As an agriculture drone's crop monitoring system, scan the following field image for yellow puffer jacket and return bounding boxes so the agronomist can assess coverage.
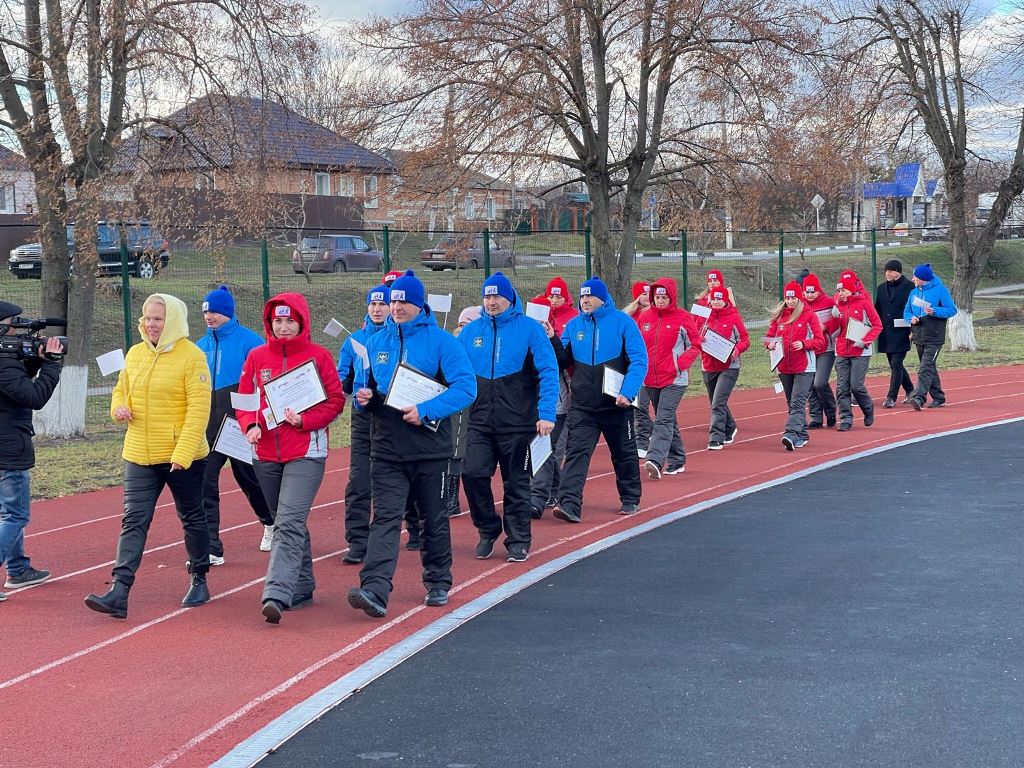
[111,294,211,468]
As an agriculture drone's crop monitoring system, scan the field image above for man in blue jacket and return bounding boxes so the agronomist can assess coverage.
[904,263,958,410]
[349,270,477,618]
[549,277,648,522]
[458,272,559,563]
[337,284,391,565]
[196,286,273,562]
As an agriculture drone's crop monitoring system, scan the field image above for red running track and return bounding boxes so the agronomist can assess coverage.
[1,366,1022,768]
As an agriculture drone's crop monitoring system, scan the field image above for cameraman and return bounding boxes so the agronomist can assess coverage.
[0,301,62,602]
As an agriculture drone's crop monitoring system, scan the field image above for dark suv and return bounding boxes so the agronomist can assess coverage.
[7,221,170,279]
[292,234,384,273]
[419,233,514,270]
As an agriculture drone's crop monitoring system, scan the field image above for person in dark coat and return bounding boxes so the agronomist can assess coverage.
[874,259,915,408]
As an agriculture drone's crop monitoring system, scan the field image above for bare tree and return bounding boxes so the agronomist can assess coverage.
[0,0,316,435]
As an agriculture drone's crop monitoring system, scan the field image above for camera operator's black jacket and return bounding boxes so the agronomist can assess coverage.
[0,356,61,470]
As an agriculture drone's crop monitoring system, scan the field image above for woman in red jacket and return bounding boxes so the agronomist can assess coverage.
[698,287,750,450]
[765,281,826,450]
[832,270,882,431]
[636,277,701,478]
[695,268,736,307]
[236,293,345,624]
[801,273,841,428]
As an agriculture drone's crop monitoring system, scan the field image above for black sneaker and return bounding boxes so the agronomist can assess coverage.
[405,535,423,551]
[286,592,314,611]
[795,438,808,448]
[927,400,946,409]
[864,411,875,427]
[0,591,6,602]
[902,396,914,405]
[807,421,823,429]
[5,567,50,590]
[619,503,640,515]
[724,427,738,444]
[708,440,724,450]
[425,588,449,607]
[507,545,529,562]
[911,397,924,411]
[882,398,896,409]
[545,497,558,508]
[342,551,364,565]
[530,505,544,519]
[553,507,581,523]
[475,538,496,559]
[782,436,795,451]
[837,423,852,432]
[348,587,387,618]
[664,464,685,475]
[262,599,284,624]
[826,414,837,428]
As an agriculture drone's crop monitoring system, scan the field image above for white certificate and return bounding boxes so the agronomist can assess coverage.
[702,328,735,364]
[230,390,260,411]
[385,363,448,411]
[815,309,833,324]
[894,318,911,328]
[526,302,551,323]
[845,317,870,343]
[96,348,125,376]
[530,433,553,476]
[912,296,931,309]
[263,360,327,423]
[690,303,712,319]
[602,366,639,407]
[212,415,254,465]
[769,343,784,372]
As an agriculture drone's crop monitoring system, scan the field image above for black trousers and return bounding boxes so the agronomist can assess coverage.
[558,407,642,518]
[912,343,946,404]
[807,350,837,424]
[202,448,273,558]
[360,458,451,606]
[885,350,915,401]
[344,412,373,555]
[463,429,533,549]
[530,412,567,509]
[113,460,209,587]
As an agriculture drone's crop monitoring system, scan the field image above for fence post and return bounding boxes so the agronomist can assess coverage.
[383,225,391,272]
[870,228,877,280]
[119,237,132,351]
[777,230,785,300]
[680,230,688,302]
[584,227,592,280]
[483,227,491,277]
[260,237,270,303]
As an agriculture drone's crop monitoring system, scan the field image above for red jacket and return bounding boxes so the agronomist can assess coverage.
[765,305,826,374]
[549,301,579,338]
[236,293,346,463]
[803,292,841,353]
[699,300,750,372]
[636,277,702,388]
[833,291,882,358]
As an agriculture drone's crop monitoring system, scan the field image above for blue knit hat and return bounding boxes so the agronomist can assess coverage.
[389,269,425,308]
[366,284,391,305]
[579,277,611,304]
[913,263,934,282]
[482,271,515,303]
[202,285,235,318]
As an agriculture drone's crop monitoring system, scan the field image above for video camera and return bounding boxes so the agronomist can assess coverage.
[0,316,68,361]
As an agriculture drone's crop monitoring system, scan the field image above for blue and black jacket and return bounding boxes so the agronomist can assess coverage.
[196,317,264,442]
[362,305,477,461]
[338,314,388,415]
[555,299,649,411]
[458,292,559,432]
[903,275,958,345]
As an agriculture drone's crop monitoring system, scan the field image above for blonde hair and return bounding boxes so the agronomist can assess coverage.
[769,298,803,325]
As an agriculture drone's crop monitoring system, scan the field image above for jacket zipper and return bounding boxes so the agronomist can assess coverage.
[490,316,498,428]
[273,342,286,462]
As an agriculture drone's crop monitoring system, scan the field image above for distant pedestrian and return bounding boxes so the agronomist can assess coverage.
[801,274,840,428]
[874,260,916,408]
[695,269,736,307]
[904,263,958,410]
[698,287,749,450]
[624,281,654,456]
[832,270,882,431]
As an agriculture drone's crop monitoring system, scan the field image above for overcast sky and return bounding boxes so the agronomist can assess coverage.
[310,0,414,21]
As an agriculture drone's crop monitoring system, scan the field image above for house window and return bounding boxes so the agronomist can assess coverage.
[465,195,476,220]
[315,172,331,196]
[337,174,355,197]
[0,185,14,214]
[363,175,379,209]
[484,195,496,220]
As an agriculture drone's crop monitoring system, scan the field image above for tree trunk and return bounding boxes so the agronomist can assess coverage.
[943,172,979,352]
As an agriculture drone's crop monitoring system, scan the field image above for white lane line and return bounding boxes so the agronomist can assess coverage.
[195,416,1024,768]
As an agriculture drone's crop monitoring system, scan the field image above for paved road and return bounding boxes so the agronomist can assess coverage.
[260,421,1024,768]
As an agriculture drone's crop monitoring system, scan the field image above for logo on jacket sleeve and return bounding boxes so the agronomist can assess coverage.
[260,369,272,383]
[642,323,651,332]
[576,331,585,341]
[376,352,389,364]
[473,337,483,348]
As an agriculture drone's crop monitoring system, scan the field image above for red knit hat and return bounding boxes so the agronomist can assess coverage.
[632,281,651,299]
[838,270,859,293]
[783,281,802,299]
[709,288,727,302]
[707,269,724,285]
[802,273,823,293]
[546,276,570,298]
[383,270,403,286]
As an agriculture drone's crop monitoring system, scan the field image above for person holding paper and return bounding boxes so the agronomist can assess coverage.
[801,274,840,429]
[764,282,826,450]
[699,287,749,450]
[873,260,916,409]
[636,277,700,478]
[549,276,648,521]
[235,293,345,624]
[196,285,274,563]
[832,270,882,431]
[337,284,392,564]
[458,272,559,563]
[904,263,958,410]
[85,294,213,619]
[623,280,655,457]
[348,270,476,618]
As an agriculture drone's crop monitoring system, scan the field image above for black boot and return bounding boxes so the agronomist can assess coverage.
[181,573,210,608]
[84,581,130,619]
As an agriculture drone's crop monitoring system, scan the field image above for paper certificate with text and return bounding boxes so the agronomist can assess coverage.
[263,360,327,423]
[385,363,448,411]
[213,415,254,465]
[845,317,870,343]
[530,433,552,476]
[602,366,640,407]
[702,329,735,363]
[769,342,784,372]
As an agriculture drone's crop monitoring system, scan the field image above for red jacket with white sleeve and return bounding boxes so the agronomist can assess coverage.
[636,277,702,388]
[699,298,750,373]
[833,290,882,359]
[765,305,826,375]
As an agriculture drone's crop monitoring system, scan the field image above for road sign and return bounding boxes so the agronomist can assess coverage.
[810,194,825,209]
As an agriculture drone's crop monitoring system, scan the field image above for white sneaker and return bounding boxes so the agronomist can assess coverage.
[644,460,662,480]
[209,554,226,566]
[637,448,648,459]
[259,525,275,552]
[0,591,7,602]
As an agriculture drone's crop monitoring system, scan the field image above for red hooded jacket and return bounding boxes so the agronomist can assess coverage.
[236,293,346,463]
[803,291,841,353]
[833,288,882,358]
[698,294,750,373]
[765,304,826,374]
[635,277,702,388]
[544,277,580,337]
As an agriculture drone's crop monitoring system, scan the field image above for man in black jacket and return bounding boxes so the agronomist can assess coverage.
[874,259,915,408]
[0,301,63,601]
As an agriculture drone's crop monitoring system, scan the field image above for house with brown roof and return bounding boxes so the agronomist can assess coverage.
[0,146,37,216]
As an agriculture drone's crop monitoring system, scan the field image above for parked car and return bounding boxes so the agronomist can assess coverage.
[7,221,169,280]
[419,233,515,270]
[920,225,949,241]
[291,234,384,273]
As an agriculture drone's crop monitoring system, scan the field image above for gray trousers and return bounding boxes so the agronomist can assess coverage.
[807,351,836,424]
[645,384,686,468]
[254,457,325,607]
[634,386,654,450]
[779,372,812,441]
[835,355,873,425]
[911,343,945,404]
[702,369,738,443]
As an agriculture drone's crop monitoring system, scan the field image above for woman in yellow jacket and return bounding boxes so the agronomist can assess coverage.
[85,294,213,619]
